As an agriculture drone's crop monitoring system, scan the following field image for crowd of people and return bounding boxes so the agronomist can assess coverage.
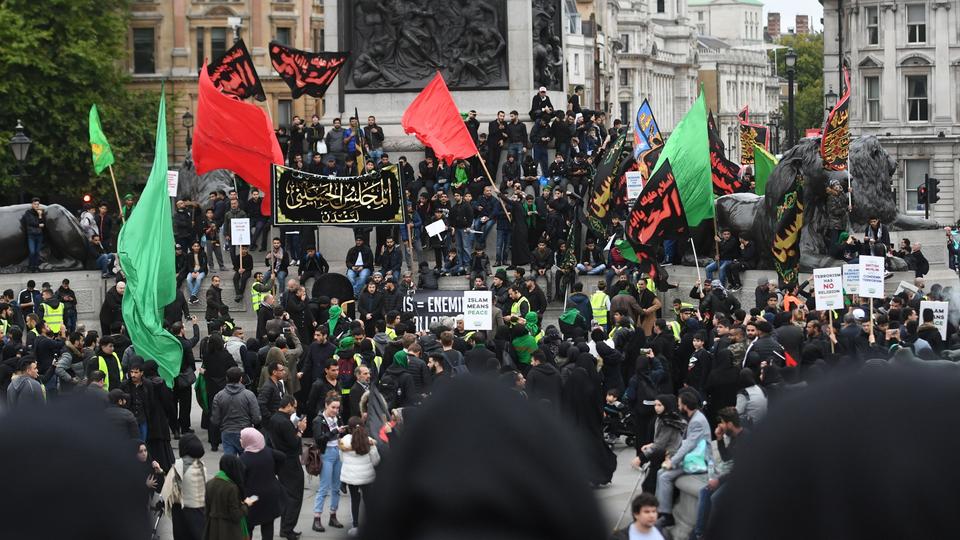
[5,92,960,540]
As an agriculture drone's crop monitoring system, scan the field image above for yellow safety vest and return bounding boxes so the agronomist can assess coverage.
[0,318,8,336]
[97,352,124,391]
[341,354,364,395]
[590,291,609,325]
[29,328,39,337]
[250,282,266,312]
[385,327,397,340]
[609,324,633,340]
[510,296,530,316]
[669,321,681,342]
[43,303,64,333]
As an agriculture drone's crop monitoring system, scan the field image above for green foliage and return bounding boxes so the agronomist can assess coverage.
[0,0,159,204]
[771,33,826,138]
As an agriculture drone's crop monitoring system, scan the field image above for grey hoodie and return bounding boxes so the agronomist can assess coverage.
[210,382,261,433]
[7,375,44,408]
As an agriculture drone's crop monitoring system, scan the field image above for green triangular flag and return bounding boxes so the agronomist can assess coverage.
[117,88,183,388]
[753,144,779,196]
[89,104,115,175]
[615,239,639,263]
[653,92,713,226]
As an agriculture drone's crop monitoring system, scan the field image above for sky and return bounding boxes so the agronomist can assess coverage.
[763,0,824,33]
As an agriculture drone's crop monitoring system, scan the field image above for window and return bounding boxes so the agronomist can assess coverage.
[620,102,630,125]
[656,0,665,14]
[278,99,293,126]
[907,5,926,43]
[312,27,324,51]
[196,28,205,69]
[211,28,228,61]
[132,27,155,74]
[275,27,292,46]
[865,6,879,45]
[698,11,704,20]
[566,0,581,34]
[620,33,630,53]
[905,159,929,209]
[573,53,580,75]
[619,68,630,86]
[865,76,880,122]
[907,75,929,121]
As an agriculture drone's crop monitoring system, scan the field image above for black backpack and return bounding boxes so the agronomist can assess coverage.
[378,371,401,410]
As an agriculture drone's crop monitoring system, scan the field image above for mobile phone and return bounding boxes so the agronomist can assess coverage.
[247,495,259,503]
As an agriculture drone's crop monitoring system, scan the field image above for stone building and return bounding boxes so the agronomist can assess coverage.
[823,0,960,223]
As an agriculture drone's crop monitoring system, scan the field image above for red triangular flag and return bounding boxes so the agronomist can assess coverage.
[401,72,478,164]
[784,350,798,368]
[194,64,283,215]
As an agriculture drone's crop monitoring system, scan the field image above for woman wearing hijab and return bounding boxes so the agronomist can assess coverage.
[561,351,617,486]
[200,333,231,451]
[137,440,164,501]
[630,394,686,493]
[339,416,381,535]
[142,359,176,471]
[204,454,256,540]
[161,433,207,540]
[238,428,284,540]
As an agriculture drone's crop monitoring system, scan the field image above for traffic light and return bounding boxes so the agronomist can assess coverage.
[927,175,941,204]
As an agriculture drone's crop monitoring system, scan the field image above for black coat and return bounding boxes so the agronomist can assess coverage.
[99,287,124,333]
[205,286,229,321]
[240,448,285,526]
[526,362,562,407]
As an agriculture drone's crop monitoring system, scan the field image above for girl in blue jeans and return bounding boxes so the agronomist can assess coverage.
[312,395,346,532]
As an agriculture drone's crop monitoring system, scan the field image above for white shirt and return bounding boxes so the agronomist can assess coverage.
[629,524,665,540]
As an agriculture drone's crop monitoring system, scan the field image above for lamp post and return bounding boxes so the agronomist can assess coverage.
[9,119,31,176]
[727,125,735,161]
[769,111,782,154]
[182,111,194,168]
[824,85,838,112]
[785,48,797,149]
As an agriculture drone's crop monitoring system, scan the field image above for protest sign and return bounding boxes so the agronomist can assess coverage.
[814,267,843,310]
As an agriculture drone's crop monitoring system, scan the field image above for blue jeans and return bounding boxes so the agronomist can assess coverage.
[96,254,116,275]
[576,263,606,275]
[705,260,731,284]
[473,218,494,245]
[346,268,371,296]
[508,142,524,161]
[314,445,342,514]
[64,310,77,333]
[285,233,301,262]
[556,140,571,163]
[368,148,383,162]
[693,482,725,536]
[496,228,512,263]
[264,269,287,290]
[138,421,148,442]
[222,431,242,456]
[456,229,473,267]
[186,272,206,298]
[442,261,464,275]
[663,240,676,264]
[27,233,43,268]
[533,144,549,176]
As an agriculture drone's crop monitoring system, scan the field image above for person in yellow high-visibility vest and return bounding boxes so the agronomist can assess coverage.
[94,336,125,391]
[250,272,274,312]
[40,289,64,334]
[590,280,611,330]
[508,286,530,318]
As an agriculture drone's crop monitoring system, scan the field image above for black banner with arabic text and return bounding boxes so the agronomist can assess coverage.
[269,42,349,99]
[207,39,265,101]
[272,164,404,226]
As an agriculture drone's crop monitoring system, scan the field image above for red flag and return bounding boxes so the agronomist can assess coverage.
[194,64,283,215]
[401,72,477,164]
[784,350,798,368]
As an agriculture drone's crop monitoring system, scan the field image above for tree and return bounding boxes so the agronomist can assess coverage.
[0,0,159,204]
[771,33,826,141]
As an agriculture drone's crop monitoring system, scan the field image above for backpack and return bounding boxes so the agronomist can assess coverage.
[444,350,469,377]
[303,442,323,476]
[378,371,402,410]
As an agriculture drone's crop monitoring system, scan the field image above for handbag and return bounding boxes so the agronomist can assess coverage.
[303,442,323,476]
[681,438,709,474]
[175,368,197,389]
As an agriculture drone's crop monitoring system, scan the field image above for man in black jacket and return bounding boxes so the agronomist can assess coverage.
[464,332,497,373]
[266,395,306,539]
[345,237,375,297]
[526,350,561,409]
[298,245,329,291]
[171,317,200,437]
[449,191,475,269]
[530,87,554,121]
[258,360,288,420]
[505,110,528,161]
[487,111,509,181]
[205,275,230,322]
[705,230,740,288]
[20,198,45,272]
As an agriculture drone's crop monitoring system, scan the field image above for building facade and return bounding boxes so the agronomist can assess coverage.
[823,0,960,223]
[767,12,781,39]
[126,0,327,164]
[688,0,764,45]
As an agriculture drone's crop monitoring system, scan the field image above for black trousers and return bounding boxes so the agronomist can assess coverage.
[278,459,304,534]
[347,483,372,528]
[173,385,192,432]
[233,269,251,298]
[252,521,273,540]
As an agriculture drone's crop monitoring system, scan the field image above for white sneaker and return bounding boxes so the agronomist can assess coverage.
[348,527,360,537]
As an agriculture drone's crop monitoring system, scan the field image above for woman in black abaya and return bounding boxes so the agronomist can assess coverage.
[561,351,617,486]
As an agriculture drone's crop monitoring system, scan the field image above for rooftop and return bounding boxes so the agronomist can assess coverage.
[688,0,764,6]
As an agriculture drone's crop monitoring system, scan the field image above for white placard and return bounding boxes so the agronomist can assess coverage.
[626,171,644,204]
[895,280,919,297]
[919,301,949,340]
[858,255,885,299]
[842,264,860,295]
[425,219,447,238]
[813,267,844,310]
[230,218,251,246]
[463,290,493,330]
[167,170,179,197]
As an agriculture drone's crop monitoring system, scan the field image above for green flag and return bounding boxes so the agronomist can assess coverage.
[753,144,779,196]
[89,104,115,175]
[653,92,713,226]
[117,88,183,388]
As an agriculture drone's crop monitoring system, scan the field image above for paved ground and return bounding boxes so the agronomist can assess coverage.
[154,400,643,539]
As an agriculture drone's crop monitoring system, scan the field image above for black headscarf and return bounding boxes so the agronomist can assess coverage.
[362,378,605,540]
[709,367,960,539]
[218,454,246,495]
[655,393,678,416]
[179,433,205,459]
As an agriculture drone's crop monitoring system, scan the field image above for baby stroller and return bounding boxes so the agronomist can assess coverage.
[602,401,637,447]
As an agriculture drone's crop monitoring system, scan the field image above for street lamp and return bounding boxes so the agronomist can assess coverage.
[9,119,31,168]
[182,111,194,149]
[769,111,782,154]
[785,48,797,149]
[824,85,838,111]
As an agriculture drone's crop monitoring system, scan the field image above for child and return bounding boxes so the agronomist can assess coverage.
[687,331,713,392]
[442,248,464,276]
[469,243,491,282]
[602,388,629,443]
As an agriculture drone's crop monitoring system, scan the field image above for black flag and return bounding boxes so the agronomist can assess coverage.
[708,111,743,195]
[270,42,349,99]
[625,159,689,245]
[206,38,265,101]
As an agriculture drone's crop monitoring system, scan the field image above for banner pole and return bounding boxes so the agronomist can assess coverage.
[829,309,835,354]
[476,151,512,222]
[690,237,702,295]
[108,165,126,225]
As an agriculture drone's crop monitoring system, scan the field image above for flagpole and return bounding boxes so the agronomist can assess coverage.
[690,237,702,295]
[476,152,512,222]
[829,308,835,354]
[108,165,126,225]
